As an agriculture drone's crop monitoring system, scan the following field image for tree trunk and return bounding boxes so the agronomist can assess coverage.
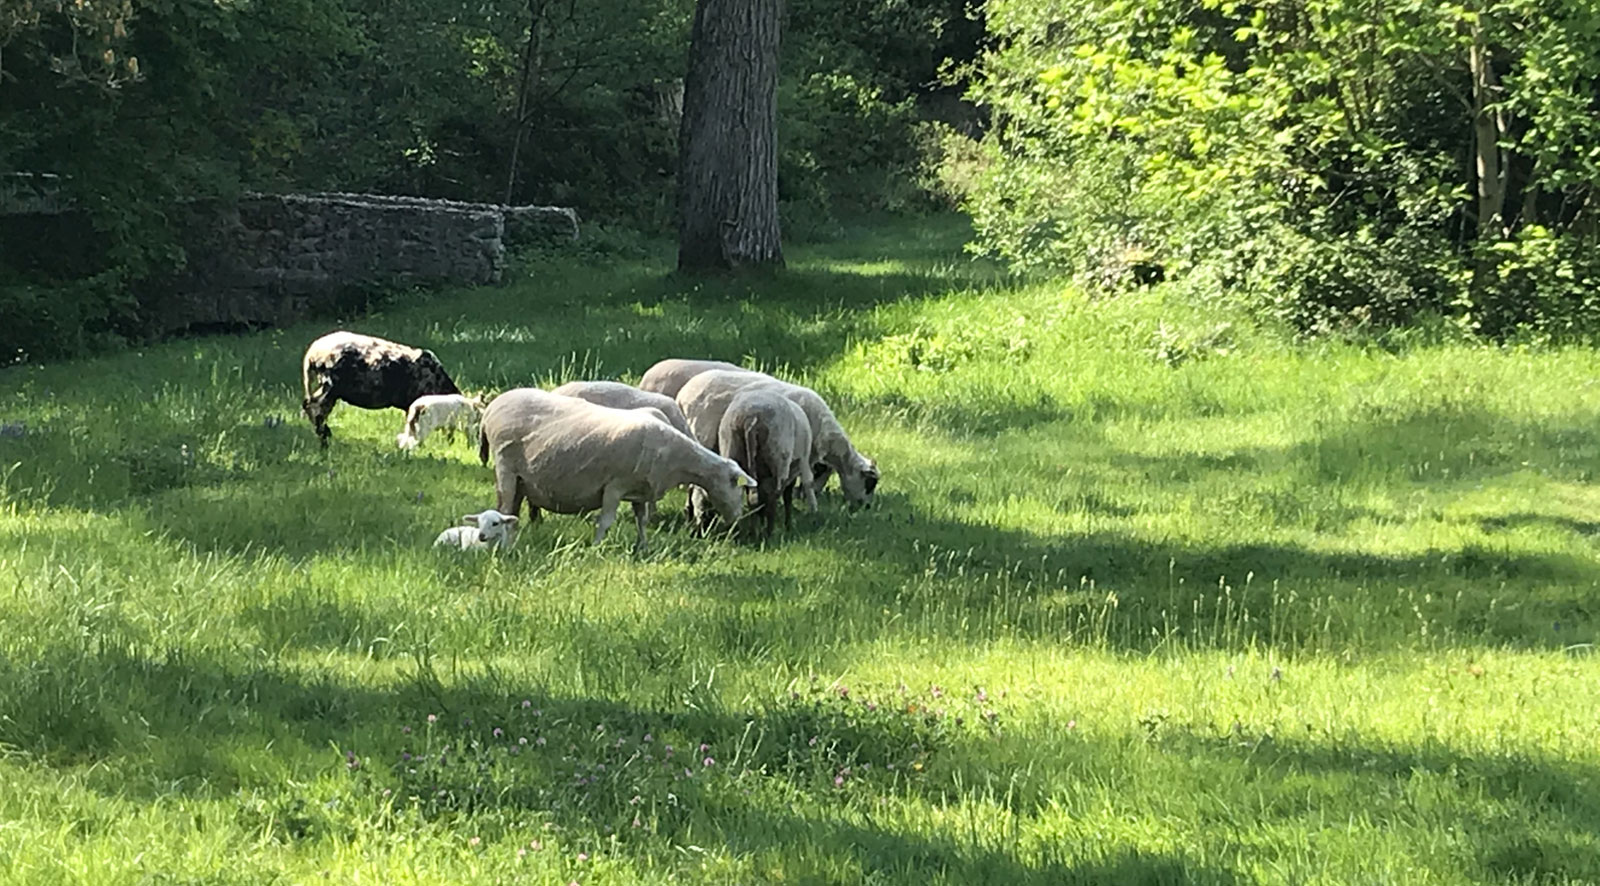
[503,0,547,206]
[1468,16,1510,299]
[677,0,784,271]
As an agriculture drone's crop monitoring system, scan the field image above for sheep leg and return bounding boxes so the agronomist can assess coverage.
[782,480,795,530]
[593,486,625,545]
[798,461,819,512]
[631,500,652,552]
[758,477,777,538]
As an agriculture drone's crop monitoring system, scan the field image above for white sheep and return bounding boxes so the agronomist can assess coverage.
[677,370,879,507]
[696,386,817,536]
[478,388,755,551]
[433,509,519,550]
[549,380,692,437]
[637,358,755,399]
[397,393,485,450]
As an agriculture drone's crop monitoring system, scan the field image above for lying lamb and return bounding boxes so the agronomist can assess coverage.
[677,370,879,507]
[638,358,755,399]
[397,393,484,450]
[433,509,519,550]
[302,330,460,447]
[549,380,692,437]
[478,388,754,551]
[697,386,817,536]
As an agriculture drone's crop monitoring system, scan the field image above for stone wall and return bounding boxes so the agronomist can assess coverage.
[1,184,581,336]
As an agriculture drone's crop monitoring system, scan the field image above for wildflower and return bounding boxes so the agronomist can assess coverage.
[642,733,653,743]
[808,735,818,747]
[865,702,877,712]
[698,742,710,753]
[632,816,642,828]
[530,840,543,851]
[837,685,850,699]
[664,745,674,756]
[522,699,532,708]
[1066,719,1076,730]
[468,836,481,848]
[703,756,715,767]
[833,775,844,787]
[519,736,528,745]
[381,788,391,798]
[975,688,988,703]
[577,852,589,862]
[629,795,642,805]
[536,736,546,746]
[427,714,438,724]
[402,725,411,735]
[517,848,527,859]
[930,685,943,699]
[615,737,625,748]
[493,727,504,738]
[401,752,411,762]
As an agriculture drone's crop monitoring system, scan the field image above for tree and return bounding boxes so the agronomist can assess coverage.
[677,0,783,271]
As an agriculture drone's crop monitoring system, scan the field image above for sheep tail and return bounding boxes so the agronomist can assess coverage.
[743,420,761,481]
[478,425,490,466]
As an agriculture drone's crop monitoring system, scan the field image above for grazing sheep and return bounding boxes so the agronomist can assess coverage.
[302,330,460,447]
[638,358,755,399]
[678,370,879,507]
[704,387,817,536]
[550,380,692,437]
[397,393,484,450]
[433,509,519,550]
[478,388,755,551]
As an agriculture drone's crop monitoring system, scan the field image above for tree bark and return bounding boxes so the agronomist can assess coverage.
[503,0,547,206]
[677,0,784,271]
[1468,15,1510,299]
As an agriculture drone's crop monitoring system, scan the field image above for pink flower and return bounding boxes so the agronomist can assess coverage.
[493,727,504,738]
[427,714,438,723]
[521,699,532,708]
[703,756,715,767]
[577,852,589,862]
[642,733,653,743]
[530,840,542,851]
[468,836,481,847]
[1066,719,1077,730]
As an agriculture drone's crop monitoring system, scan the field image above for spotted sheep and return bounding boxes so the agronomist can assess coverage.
[301,330,460,447]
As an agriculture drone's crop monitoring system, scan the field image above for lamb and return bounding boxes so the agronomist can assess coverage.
[302,330,460,447]
[549,380,692,437]
[677,370,879,507]
[397,394,484,450]
[637,358,756,399]
[697,387,817,536]
[477,388,755,551]
[433,509,519,550]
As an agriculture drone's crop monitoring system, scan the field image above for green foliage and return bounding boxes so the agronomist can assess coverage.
[964,0,1600,340]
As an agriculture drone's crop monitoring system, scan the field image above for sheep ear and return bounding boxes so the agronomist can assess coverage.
[503,515,518,526]
[463,514,479,525]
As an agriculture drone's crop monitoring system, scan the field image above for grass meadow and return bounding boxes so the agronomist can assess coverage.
[2,216,1600,884]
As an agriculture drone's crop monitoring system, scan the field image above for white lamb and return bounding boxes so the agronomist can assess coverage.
[397,394,484,450]
[478,388,754,551]
[549,380,693,437]
[433,509,519,550]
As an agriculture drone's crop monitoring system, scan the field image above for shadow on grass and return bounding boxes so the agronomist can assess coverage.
[3,642,1595,883]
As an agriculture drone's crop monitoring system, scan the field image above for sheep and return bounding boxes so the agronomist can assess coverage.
[302,330,460,447]
[478,388,755,551]
[697,387,817,536]
[397,393,484,450]
[549,380,692,437]
[677,370,879,507]
[433,509,519,550]
[637,358,756,399]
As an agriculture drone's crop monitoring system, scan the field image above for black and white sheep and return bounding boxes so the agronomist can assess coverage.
[549,380,692,437]
[477,388,754,551]
[637,358,754,399]
[301,330,460,447]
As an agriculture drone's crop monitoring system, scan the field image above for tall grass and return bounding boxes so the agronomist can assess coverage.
[1,216,1597,884]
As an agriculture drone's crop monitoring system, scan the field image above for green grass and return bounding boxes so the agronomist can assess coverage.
[2,214,1599,884]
